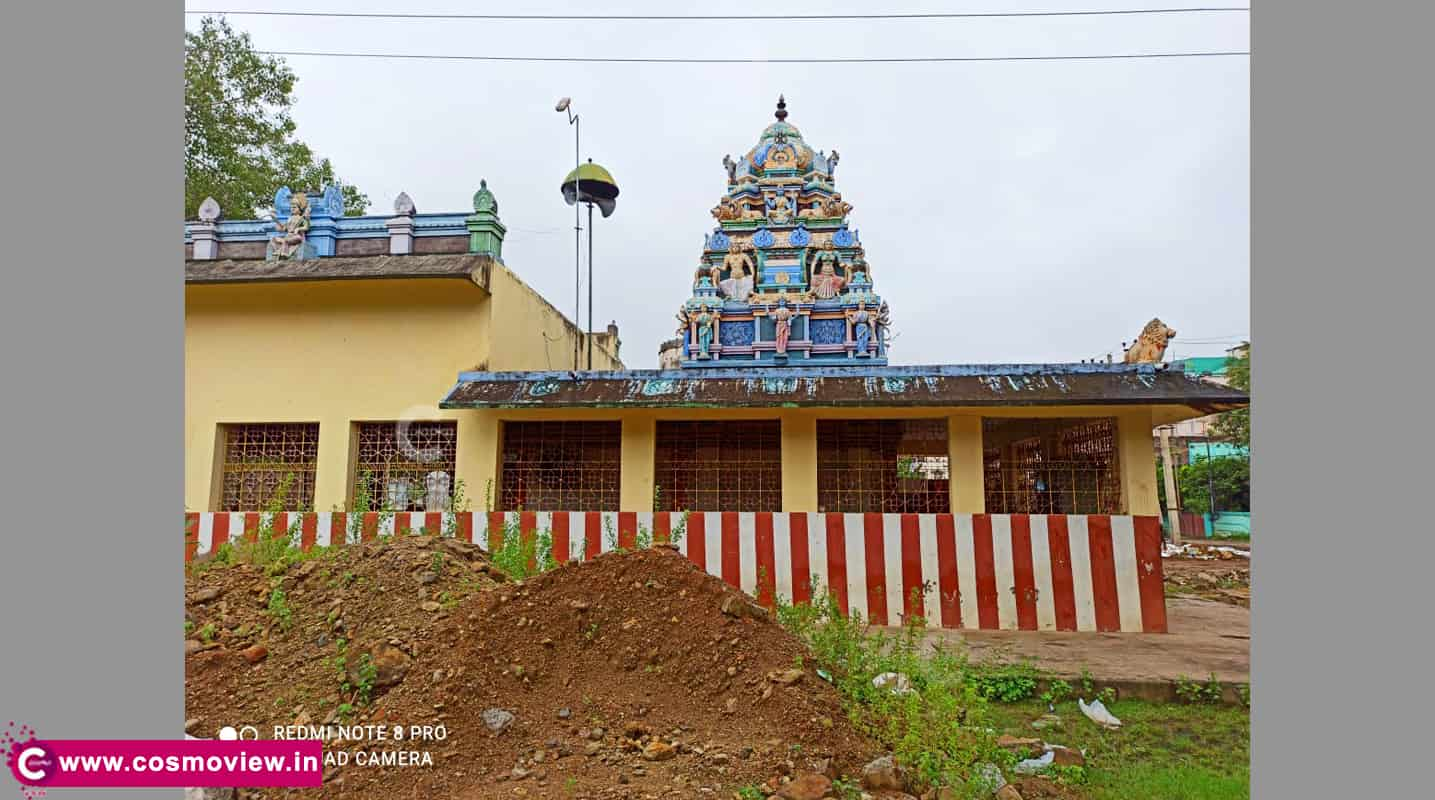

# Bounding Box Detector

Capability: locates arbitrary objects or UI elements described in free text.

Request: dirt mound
[184,533,502,742]
[186,542,886,799]
[357,546,880,798]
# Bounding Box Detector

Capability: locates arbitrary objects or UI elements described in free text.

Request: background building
[1154,344,1250,465]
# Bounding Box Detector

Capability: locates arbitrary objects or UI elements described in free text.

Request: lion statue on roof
[1123,318,1177,363]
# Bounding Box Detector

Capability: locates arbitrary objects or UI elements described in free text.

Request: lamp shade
[561,160,620,218]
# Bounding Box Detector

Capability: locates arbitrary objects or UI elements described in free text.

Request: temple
[679,96,886,367]
[184,97,1249,634]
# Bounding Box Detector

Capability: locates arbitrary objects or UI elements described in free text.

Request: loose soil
[1162,555,1250,608]
[185,539,885,799]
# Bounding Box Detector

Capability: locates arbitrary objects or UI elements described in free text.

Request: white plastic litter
[972,762,1007,792]
[872,671,915,695]
[1012,750,1055,775]
[1162,542,1250,560]
[1078,697,1123,729]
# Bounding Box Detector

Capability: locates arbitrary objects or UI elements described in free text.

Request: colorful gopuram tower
[676,96,890,368]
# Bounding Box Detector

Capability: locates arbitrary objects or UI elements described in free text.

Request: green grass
[986,698,1249,799]
[1086,764,1249,800]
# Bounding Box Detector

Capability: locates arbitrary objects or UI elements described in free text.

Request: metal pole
[1205,437,1217,525]
[587,201,595,370]
[573,115,581,371]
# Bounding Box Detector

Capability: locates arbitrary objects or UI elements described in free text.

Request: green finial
[467,178,506,258]
[472,178,498,214]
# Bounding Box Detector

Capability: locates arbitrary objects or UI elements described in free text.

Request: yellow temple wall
[184,274,613,511]
[448,405,1166,515]
[485,264,624,372]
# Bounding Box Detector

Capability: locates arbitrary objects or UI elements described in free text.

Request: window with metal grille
[499,421,622,511]
[219,423,320,511]
[352,421,458,512]
[817,419,950,513]
[654,421,783,512]
[982,417,1123,514]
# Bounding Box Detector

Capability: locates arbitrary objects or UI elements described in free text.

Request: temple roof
[440,362,1249,416]
[185,253,493,286]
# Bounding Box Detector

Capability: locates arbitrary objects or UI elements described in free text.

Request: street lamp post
[558,133,620,372]
[555,98,580,370]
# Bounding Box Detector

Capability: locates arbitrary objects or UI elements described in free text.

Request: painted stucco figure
[769,297,795,356]
[809,241,847,299]
[711,196,741,222]
[847,299,872,357]
[767,191,795,224]
[695,310,716,359]
[876,300,892,357]
[722,154,738,184]
[269,192,311,260]
[695,259,727,290]
[719,244,755,302]
[822,193,852,218]
[1123,318,1178,363]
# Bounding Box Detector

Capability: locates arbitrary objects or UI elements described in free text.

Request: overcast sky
[185,1,1249,369]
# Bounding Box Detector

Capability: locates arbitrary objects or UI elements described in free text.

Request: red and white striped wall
[184,511,1167,633]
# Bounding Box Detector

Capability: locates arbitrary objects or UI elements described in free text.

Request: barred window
[499,421,622,511]
[219,423,320,511]
[817,419,951,513]
[654,421,782,512]
[982,417,1123,514]
[352,421,459,512]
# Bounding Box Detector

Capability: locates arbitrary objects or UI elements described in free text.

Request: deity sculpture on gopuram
[676,96,890,367]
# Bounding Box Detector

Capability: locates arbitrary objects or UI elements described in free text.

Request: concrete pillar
[947,415,987,513]
[456,411,500,511]
[781,413,818,511]
[620,416,656,511]
[1158,426,1183,542]
[313,417,353,511]
[1117,409,1160,516]
[191,196,221,259]
[187,422,224,511]
[388,192,416,255]
[190,222,218,260]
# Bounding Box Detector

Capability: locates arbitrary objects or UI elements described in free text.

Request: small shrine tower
[676,97,889,367]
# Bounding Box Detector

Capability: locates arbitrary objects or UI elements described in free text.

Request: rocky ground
[1162,548,1251,608]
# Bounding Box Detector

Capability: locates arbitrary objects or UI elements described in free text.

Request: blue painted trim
[183,212,470,245]
[452,362,1169,383]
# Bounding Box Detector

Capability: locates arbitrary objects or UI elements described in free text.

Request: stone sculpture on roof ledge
[267,191,313,260]
[675,97,890,368]
[1123,318,1178,363]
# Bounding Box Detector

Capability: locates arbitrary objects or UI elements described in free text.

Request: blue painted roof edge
[184,212,469,243]
[452,362,1168,383]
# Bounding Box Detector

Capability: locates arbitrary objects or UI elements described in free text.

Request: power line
[189,7,1249,22]
[256,49,1249,65]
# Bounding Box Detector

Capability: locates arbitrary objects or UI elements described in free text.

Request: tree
[1212,343,1250,449]
[185,17,368,219]
[1177,456,1250,515]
